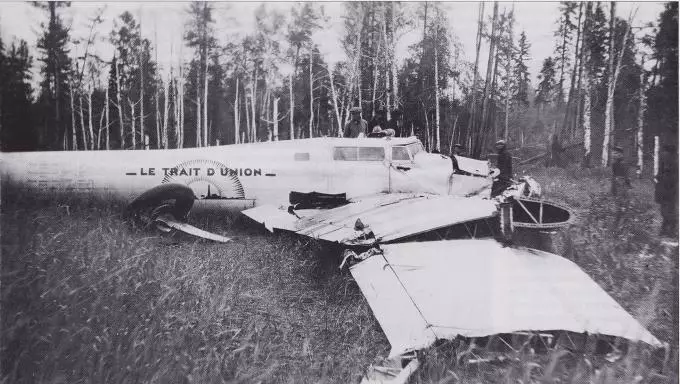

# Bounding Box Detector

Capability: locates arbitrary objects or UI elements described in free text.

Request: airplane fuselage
[1,137,490,209]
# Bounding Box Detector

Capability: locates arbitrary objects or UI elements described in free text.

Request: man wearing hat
[610,145,630,197]
[491,140,513,197]
[386,109,405,137]
[343,107,368,138]
[451,144,466,174]
[656,144,678,237]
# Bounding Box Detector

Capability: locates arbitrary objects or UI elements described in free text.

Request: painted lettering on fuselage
[129,167,263,177]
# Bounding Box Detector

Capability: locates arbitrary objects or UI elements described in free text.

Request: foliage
[0,38,35,151]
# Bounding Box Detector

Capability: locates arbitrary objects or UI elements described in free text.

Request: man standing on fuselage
[343,107,368,138]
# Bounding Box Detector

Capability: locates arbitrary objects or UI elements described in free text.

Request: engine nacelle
[126,183,196,228]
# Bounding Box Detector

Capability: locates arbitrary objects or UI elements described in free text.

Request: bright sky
[0,1,664,89]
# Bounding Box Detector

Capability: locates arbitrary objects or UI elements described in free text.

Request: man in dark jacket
[343,107,368,138]
[611,146,631,197]
[656,144,678,237]
[385,109,405,137]
[491,140,513,197]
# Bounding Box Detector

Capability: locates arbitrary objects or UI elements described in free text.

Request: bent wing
[350,239,661,358]
[243,193,498,245]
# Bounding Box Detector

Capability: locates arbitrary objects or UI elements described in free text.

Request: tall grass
[1,188,386,383]
[2,166,677,383]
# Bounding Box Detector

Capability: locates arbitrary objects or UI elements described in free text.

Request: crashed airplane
[0,136,661,383]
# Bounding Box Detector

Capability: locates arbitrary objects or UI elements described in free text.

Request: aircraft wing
[350,239,661,358]
[243,194,498,245]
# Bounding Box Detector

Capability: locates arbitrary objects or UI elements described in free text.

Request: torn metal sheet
[350,239,661,358]
[454,155,491,176]
[242,205,320,232]
[295,194,498,245]
[155,216,232,243]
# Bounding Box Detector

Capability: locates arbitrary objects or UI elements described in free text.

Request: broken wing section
[244,193,498,245]
[350,239,661,358]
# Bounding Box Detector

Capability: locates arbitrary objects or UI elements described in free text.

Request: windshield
[407,142,424,157]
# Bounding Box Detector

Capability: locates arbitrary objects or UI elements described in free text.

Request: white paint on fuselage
[1,137,487,208]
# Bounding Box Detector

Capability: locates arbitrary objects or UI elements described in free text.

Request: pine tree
[535,57,557,115]
[184,1,217,146]
[513,31,531,108]
[553,2,578,105]
[1,39,36,151]
[35,1,72,150]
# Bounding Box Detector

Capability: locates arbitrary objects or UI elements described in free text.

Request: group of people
[342,107,404,138]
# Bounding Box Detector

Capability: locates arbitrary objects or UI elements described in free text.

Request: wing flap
[351,239,661,358]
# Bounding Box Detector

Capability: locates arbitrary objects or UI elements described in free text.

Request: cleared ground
[1,166,677,383]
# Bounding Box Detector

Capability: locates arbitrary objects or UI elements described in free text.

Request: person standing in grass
[610,146,631,197]
[656,144,678,238]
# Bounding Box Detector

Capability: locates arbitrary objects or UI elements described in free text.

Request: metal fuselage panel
[1,137,463,208]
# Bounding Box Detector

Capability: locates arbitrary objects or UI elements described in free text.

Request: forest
[0,1,677,173]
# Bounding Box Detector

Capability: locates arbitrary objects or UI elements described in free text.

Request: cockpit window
[333,147,358,161]
[358,147,385,161]
[407,142,423,156]
[333,147,384,161]
[392,146,411,161]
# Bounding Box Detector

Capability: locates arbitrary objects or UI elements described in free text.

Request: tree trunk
[434,14,440,152]
[328,66,343,137]
[357,30,362,114]
[637,56,646,178]
[654,135,659,179]
[289,72,294,140]
[163,75,170,149]
[504,9,514,142]
[79,94,87,150]
[251,67,257,142]
[196,93,201,147]
[479,1,499,155]
[235,77,240,144]
[97,103,105,150]
[69,78,77,150]
[583,60,592,166]
[309,49,314,138]
[602,4,632,166]
[155,80,160,149]
[602,2,616,167]
[468,2,485,154]
[129,98,136,149]
[371,17,380,119]
[203,55,209,146]
[245,95,251,142]
[563,2,583,141]
[105,82,110,150]
[174,77,180,148]
[115,60,125,149]
[575,3,587,143]
[391,1,398,113]
[87,87,94,150]
[273,97,279,141]
[140,60,145,147]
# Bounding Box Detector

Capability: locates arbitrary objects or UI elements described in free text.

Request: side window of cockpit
[333,147,358,161]
[392,146,410,161]
[333,147,384,161]
[294,152,310,161]
[358,147,385,161]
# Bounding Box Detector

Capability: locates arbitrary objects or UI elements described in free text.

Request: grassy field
[2,167,678,383]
